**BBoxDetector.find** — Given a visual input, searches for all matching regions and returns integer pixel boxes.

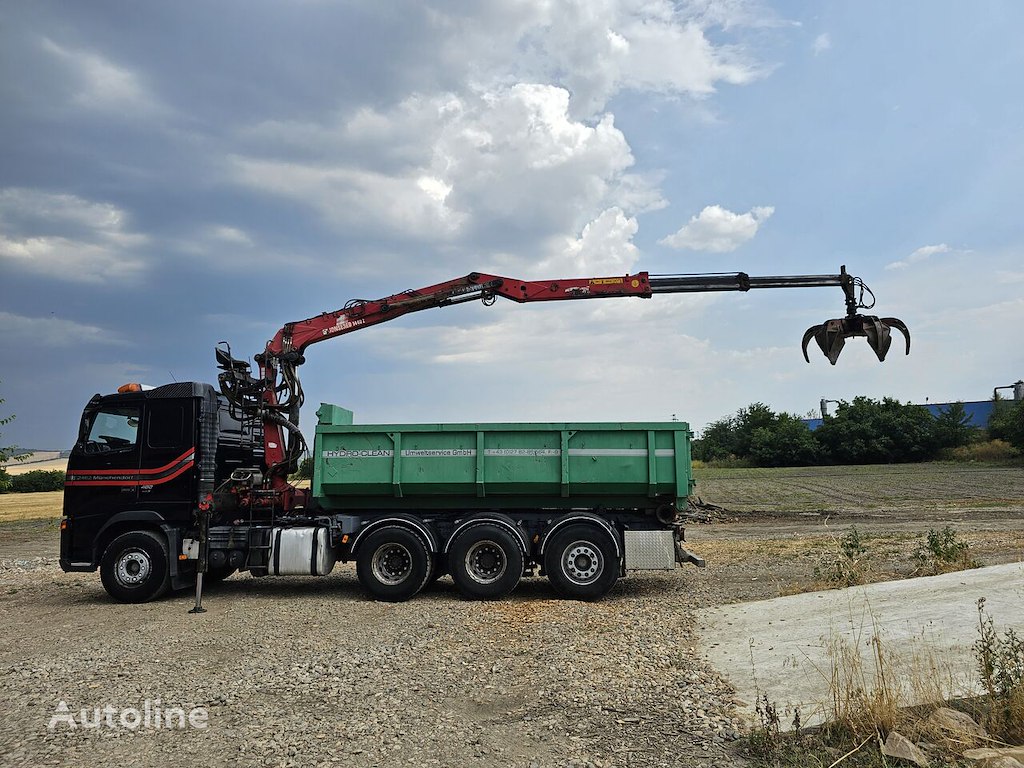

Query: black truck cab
[60,382,262,601]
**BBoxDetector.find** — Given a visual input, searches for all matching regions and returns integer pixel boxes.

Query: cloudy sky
[2,0,1022,450]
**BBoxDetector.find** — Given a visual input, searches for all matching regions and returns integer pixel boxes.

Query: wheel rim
[464,540,507,585]
[371,543,413,586]
[561,541,603,585]
[114,548,152,587]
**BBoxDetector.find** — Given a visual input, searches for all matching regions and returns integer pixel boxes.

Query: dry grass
[700,527,1024,600]
[5,459,68,475]
[697,535,826,565]
[746,619,986,767]
[0,491,63,523]
[700,531,1018,572]
[747,601,1024,767]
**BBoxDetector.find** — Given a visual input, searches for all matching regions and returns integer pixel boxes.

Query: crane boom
[214,264,909,501]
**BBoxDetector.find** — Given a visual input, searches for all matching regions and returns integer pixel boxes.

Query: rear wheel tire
[356,527,432,603]
[544,524,618,601]
[424,558,446,588]
[100,530,171,603]
[449,524,523,600]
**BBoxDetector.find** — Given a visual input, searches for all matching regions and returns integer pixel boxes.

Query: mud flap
[162,524,196,590]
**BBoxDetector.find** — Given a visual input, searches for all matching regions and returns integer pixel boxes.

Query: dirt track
[1,463,1022,767]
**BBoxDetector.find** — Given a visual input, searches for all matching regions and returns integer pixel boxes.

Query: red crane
[215,265,910,507]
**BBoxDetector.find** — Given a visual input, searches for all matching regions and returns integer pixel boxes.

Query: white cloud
[223,2,774,276]
[207,225,254,246]
[428,0,767,118]
[0,188,148,282]
[40,37,166,115]
[659,204,774,252]
[885,243,951,270]
[548,207,639,275]
[0,312,128,347]
[812,33,832,56]
[231,156,468,241]
[232,84,660,265]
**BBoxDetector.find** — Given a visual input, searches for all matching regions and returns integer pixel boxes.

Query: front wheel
[449,524,523,600]
[356,526,433,603]
[544,524,619,601]
[100,530,171,603]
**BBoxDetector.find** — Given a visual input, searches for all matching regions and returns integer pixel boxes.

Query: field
[693,462,1024,515]
[1,451,67,476]
[687,463,1024,600]
[0,491,64,524]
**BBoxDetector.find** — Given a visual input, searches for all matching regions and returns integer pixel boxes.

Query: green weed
[975,597,1024,742]
[813,526,869,588]
[911,526,979,575]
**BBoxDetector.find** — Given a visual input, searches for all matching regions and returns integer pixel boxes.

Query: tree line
[694,396,1024,467]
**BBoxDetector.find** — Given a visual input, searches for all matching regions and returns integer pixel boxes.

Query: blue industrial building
[804,381,1021,431]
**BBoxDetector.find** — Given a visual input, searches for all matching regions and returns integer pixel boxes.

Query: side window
[85,406,141,452]
[147,404,185,449]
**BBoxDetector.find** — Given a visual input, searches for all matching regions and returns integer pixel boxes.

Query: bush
[8,470,66,493]
[749,413,820,467]
[696,403,817,467]
[975,598,1024,742]
[933,401,976,449]
[813,396,939,464]
[694,415,740,462]
[988,398,1024,451]
[944,439,1020,463]
[813,526,870,587]
[912,526,979,575]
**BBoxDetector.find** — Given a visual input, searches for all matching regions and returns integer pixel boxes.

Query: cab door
[138,398,197,522]
[62,400,143,563]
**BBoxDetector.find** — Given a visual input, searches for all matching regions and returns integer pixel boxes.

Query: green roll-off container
[312,403,695,511]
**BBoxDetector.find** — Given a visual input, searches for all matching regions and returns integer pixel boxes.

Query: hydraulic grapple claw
[802,315,911,364]
[862,316,892,362]
[880,317,911,357]
[802,318,847,365]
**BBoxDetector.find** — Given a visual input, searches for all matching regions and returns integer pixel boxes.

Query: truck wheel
[356,526,432,603]
[100,530,171,603]
[424,558,447,588]
[544,524,618,601]
[449,525,523,600]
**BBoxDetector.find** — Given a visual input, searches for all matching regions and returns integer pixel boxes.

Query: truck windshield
[84,406,141,452]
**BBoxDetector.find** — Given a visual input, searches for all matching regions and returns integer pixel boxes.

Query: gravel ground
[4,462,1021,767]
[0,558,748,768]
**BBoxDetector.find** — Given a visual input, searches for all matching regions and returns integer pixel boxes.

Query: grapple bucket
[802,315,911,365]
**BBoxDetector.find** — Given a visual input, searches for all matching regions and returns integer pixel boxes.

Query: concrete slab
[697,562,1024,727]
